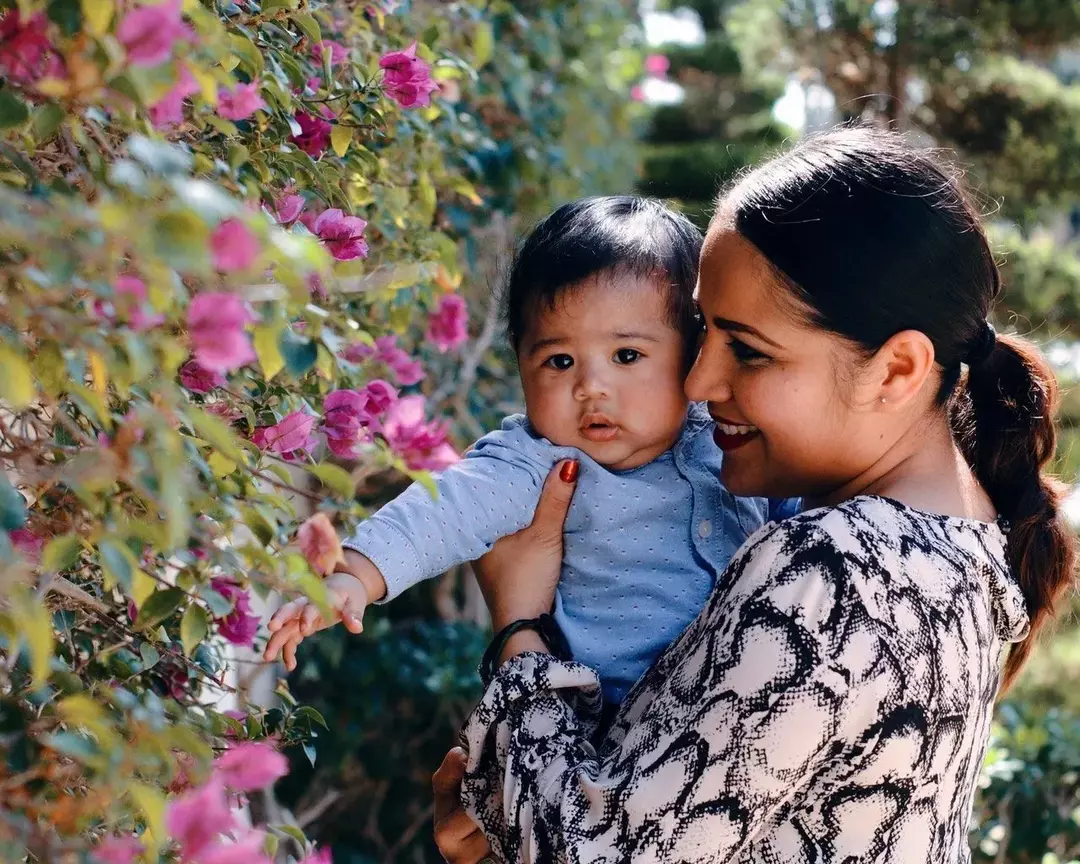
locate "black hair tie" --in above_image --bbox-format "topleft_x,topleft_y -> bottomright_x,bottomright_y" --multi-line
479,613 -> 572,685
967,322 -> 997,367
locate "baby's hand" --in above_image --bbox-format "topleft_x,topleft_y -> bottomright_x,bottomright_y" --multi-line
263,571 -> 369,671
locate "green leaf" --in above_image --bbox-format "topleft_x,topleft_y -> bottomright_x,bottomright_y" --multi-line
253,324 -> 285,380
41,731 -> 98,762
472,21 -> 494,69
306,463 -> 355,498
127,783 -> 166,850
12,588 -> 52,688
292,705 -> 329,730
0,475 -> 27,532
41,535 -> 81,573
98,537 -> 136,593
330,124 -> 352,157
199,585 -> 233,618
30,103 -> 65,142
138,642 -> 160,671
180,604 -> 209,656
128,135 -> 193,176
152,210 -> 210,272
47,0 -> 82,36
32,341 -> 66,397
294,12 -> 321,42
271,824 -> 309,846
208,451 -> 237,478
302,740 -> 317,767
229,33 -> 264,76
134,588 -> 184,631
0,344 -> 34,408
279,330 -> 318,377
405,468 -> 438,500
188,405 -> 245,462
0,89 -> 30,129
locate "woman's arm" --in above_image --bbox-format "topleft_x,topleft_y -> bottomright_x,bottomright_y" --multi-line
462,517 -> 856,863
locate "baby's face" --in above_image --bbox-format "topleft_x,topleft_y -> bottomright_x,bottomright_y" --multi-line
518,273 -> 689,470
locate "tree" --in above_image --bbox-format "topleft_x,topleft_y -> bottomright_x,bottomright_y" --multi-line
637,0 -> 792,225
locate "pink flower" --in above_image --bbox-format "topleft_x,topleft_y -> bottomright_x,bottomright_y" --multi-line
117,0 -> 190,67
149,64 -> 199,128
340,341 -> 374,363
630,85 -> 645,102
644,54 -> 669,76
0,10 -> 61,85
165,777 -> 235,862
322,382 -> 397,456
381,396 -> 458,471
217,81 -> 265,121
299,848 -> 333,864
426,294 -> 468,353
10,528 -> 44,565
375,335 -> 426,385
187,292 -> 256,373
296,512 -> 345,575
114,275 -> 165,331
274,194 -> 305,226
390,356 -> 425,386
209,578 -> 260,648
290,112 -> 332,157
179,359 -> 226,393
379,41 -> 437,108
312,40 -> 347,66
307,272 -> 327,299
204,401 -> 242,423
210,219 -> 260,272
93,835 -> 144,864
313,209 -> 369,261
213,742 -> 289,792
198,831 -> 272,864
251,410 -> 316,456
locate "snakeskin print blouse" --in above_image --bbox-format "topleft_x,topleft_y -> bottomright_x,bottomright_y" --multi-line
461,495 -> 1029,862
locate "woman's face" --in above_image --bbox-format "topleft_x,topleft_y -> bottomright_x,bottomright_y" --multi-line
686,228 -> 894,501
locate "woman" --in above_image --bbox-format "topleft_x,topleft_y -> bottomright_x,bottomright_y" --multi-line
434,126 -> 1076,862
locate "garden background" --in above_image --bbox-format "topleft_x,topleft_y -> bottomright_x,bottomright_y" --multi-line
1,0 -> 1079,861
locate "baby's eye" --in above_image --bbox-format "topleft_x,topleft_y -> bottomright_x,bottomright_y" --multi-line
543,354 -> 574,370
613,348 -> 642,365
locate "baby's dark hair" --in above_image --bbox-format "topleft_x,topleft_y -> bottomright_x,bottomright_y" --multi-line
500,196 -> 703,367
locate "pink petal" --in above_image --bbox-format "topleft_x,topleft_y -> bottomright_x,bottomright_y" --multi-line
197,830 -> 272,864
210,219 -> 260,272
213,742 -> 289,792
165,778 -> 235,862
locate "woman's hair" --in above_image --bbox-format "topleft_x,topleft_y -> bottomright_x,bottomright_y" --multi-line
500,196 -> 703,368
715,125 -> 1075,690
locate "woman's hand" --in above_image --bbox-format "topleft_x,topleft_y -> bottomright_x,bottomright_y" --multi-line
433,747 -> 491,864
472,460 -> 579,632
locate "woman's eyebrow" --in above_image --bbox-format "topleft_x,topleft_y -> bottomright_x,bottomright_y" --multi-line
712,316 -> 783,349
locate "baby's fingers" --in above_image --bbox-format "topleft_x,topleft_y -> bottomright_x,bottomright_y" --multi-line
263,619 -> 302,662
299,601 -> 324,636
268,598 -> 308,632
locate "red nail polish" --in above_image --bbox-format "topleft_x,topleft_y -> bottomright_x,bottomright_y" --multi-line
559,460 -> 579,483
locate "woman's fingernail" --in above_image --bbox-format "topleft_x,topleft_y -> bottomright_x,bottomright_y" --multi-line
559,460 -> 579,483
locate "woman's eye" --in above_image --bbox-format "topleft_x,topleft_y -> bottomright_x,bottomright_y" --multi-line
543,354 -> 574,370
614,348 -> 642,365
727,338 -> 770,365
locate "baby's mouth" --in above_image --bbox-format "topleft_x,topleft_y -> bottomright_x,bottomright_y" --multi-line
580,413 -> 620,443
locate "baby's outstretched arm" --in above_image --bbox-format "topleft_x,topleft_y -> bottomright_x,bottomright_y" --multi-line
262,550 -> 386,670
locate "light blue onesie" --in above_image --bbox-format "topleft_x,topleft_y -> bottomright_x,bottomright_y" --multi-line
344,403 -> 795,703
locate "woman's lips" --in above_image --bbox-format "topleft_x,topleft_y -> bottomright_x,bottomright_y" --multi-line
713,426 -> 760,451
711,417 -> 760,451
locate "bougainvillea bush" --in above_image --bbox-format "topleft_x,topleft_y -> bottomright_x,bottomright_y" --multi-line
0,0 -> 601,858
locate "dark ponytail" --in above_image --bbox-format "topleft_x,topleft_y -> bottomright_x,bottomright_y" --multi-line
716,124 -> 1077,690
954,333 -> 1075,689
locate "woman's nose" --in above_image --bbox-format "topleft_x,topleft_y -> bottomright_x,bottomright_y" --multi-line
684,341 -> 732,404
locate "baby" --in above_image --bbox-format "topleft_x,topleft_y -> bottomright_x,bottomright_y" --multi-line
267,196 -> 794,704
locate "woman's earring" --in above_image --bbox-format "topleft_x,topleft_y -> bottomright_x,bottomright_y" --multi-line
880,396 -> 887,404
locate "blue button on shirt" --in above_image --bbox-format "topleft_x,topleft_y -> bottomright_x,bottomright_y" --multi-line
344,403 -> 795,703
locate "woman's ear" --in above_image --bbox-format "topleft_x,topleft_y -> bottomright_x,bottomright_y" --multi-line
869,329 -> 936,409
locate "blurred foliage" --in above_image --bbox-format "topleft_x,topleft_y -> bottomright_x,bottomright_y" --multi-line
972,700 -> 1080,862
0,0 -> 639,859
637,0 -> 790,224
